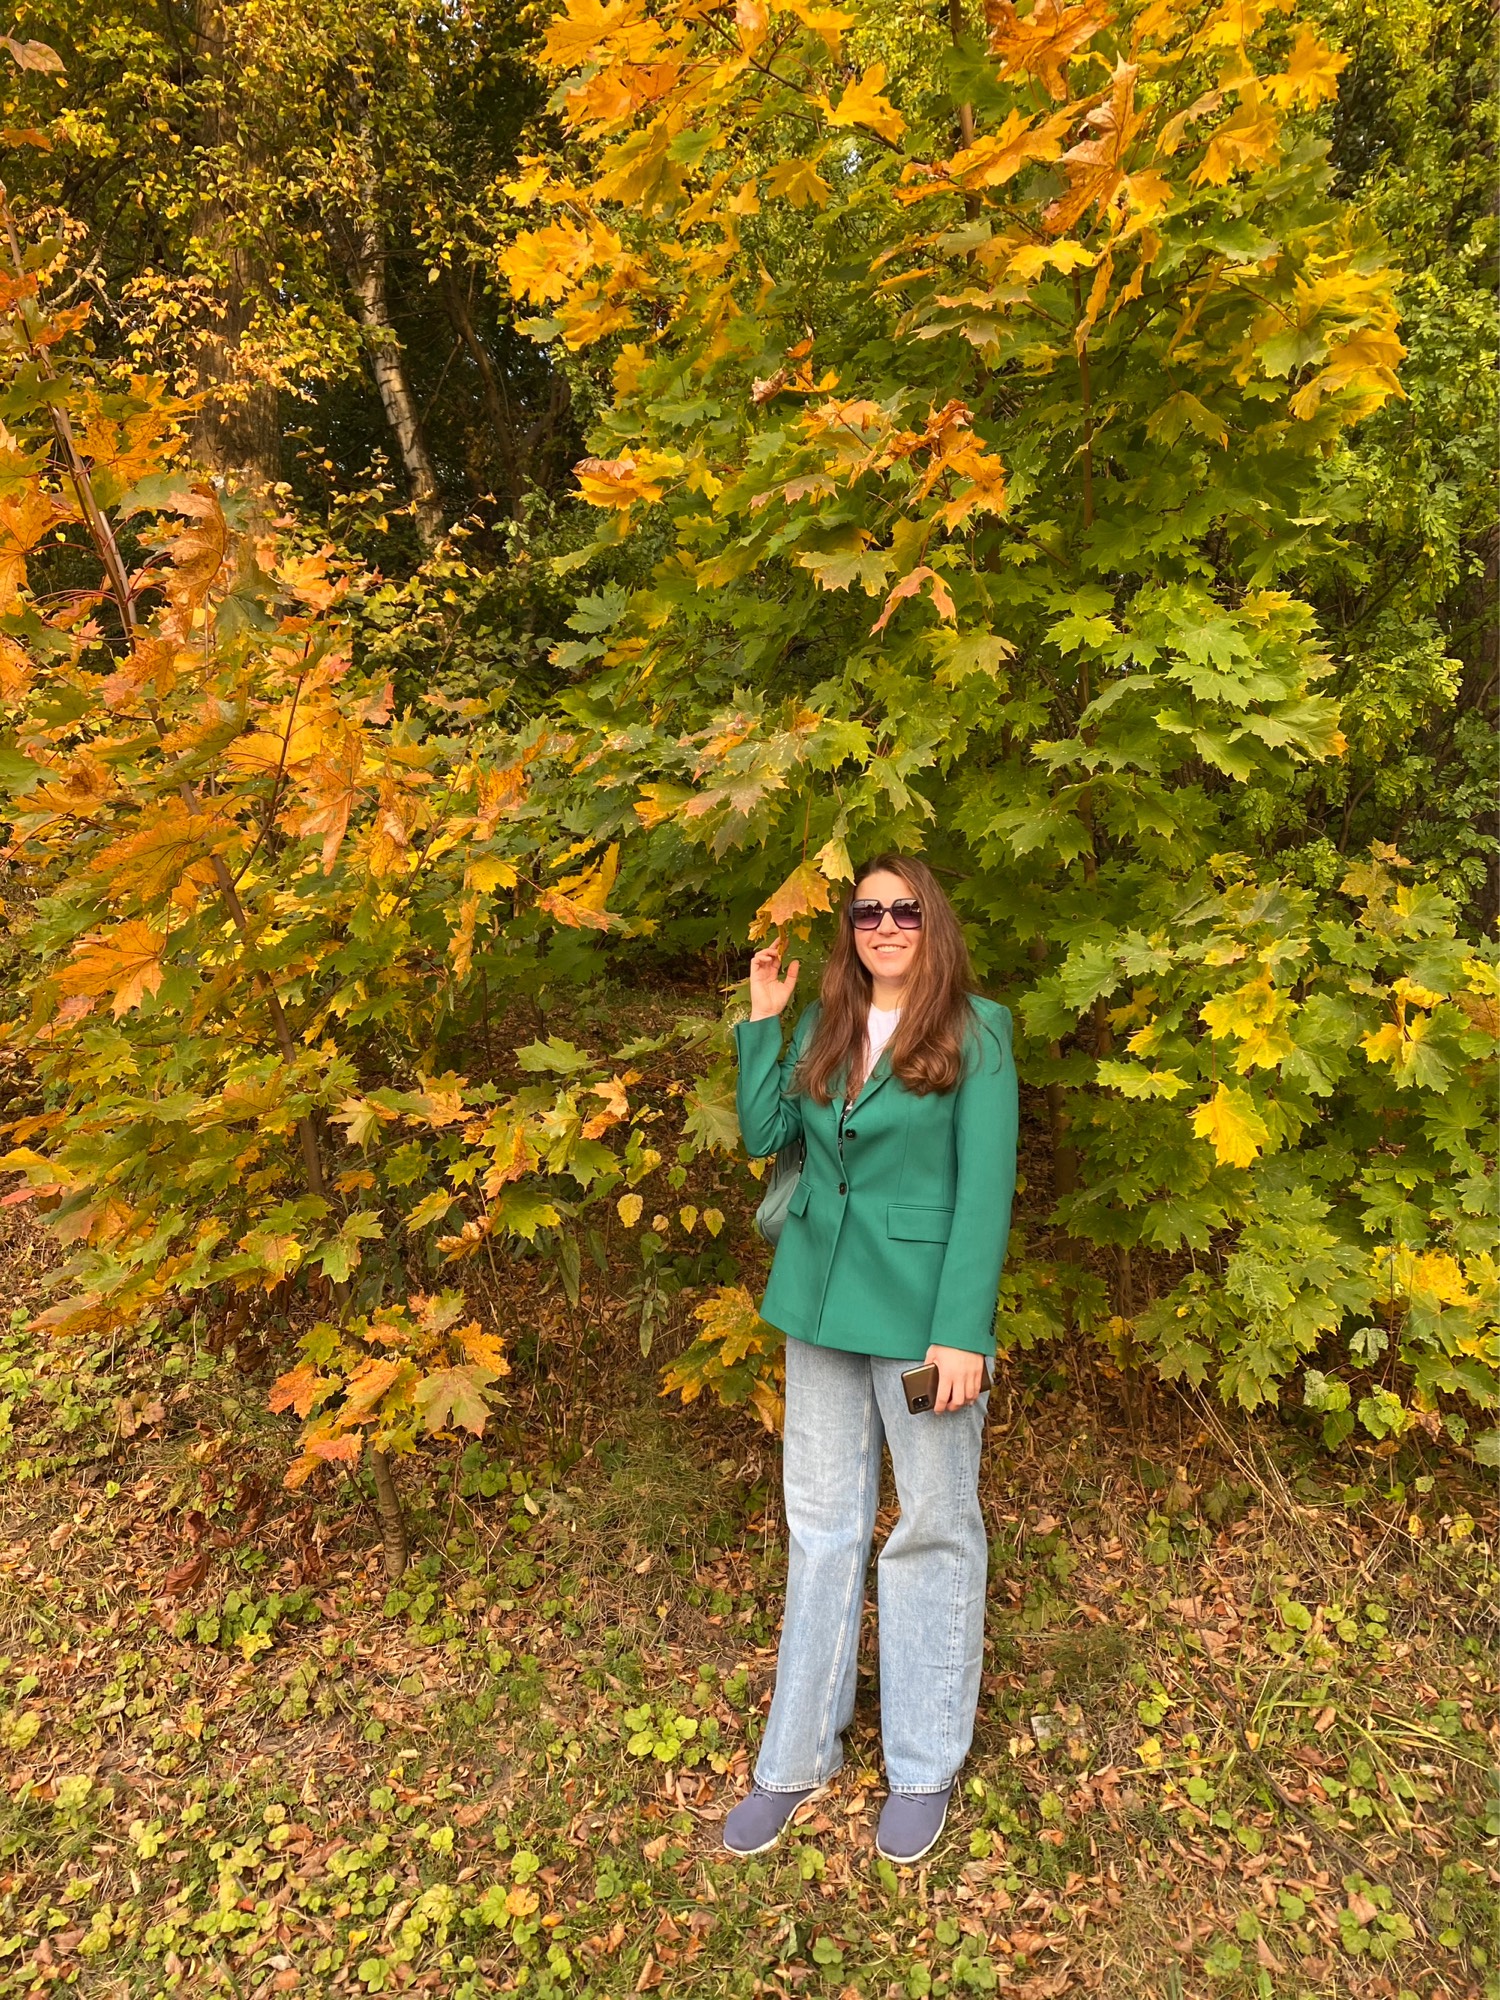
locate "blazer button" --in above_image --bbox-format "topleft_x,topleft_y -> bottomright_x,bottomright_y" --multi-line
838,1182 -> 847,1195
845,1128 -> 857,1139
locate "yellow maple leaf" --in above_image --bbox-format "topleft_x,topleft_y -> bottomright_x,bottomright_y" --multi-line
825,63 -> 906,145
1375,1245 -> 1474,1309
552,840 -> 619,913
1008,239 -> 1097,281
541,0 -> 662,70
1190,94 -> 1282,188
1266,26 -> 1347,108
467,853 -> 519,894
1200,0 -> 1273,45
1045,59 -> 1145,234
617,1192 -> 645,1227
25,752 -> 115,822
1289,325 -> 1406,420
814,834 -> 853,882
1190,1083 -> 1270,1168
449,892 -> 480,981
159,489 -> 229,625
365,781 -> 416,879
500,219 -> 612,305
778,0 -> 854,51
460,1324 -> 511,1374
281,730 -> 369,875
765,158 -> 832,209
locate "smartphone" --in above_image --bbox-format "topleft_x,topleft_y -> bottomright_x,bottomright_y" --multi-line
901,1359 -> 993,1414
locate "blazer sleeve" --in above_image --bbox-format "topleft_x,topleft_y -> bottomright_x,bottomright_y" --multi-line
732,1006 -> 815,1158
930,1003 -> 1019,1356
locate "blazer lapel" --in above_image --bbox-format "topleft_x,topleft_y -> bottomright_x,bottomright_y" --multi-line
846,1047 -> 895,1116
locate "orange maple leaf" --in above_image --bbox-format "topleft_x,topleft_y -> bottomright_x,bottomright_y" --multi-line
269,1361 -> 330,1419
574,454 -> 667,509
0,486 -> 59,610
88,800 -> 226,906
941,106 -> 1073,190
159,489 -> 229,625
57,921 -> 168,1018
748,860 -> 834,942
1045,61 -> 1145,235
281,728 -> 368,874
987,0 -> 1112,98
871,565 -> 958,635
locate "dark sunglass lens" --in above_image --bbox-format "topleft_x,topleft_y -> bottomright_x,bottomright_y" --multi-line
850,901 -> 882,929
892,901 -> 923,929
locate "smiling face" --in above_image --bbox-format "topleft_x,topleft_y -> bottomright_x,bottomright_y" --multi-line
851,865 -> 924,995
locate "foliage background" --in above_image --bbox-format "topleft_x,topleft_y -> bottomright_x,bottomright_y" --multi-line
0,0 -> 1493,1511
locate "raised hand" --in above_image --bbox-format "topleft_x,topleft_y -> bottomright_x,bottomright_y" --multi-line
748,937 -> 800,1021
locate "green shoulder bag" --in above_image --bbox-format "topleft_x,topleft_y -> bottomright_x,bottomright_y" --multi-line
753,1137 -> 805,1247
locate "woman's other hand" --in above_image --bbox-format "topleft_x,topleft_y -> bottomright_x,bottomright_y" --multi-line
749,939 -> 800,1021
927,1345 -> 987,1412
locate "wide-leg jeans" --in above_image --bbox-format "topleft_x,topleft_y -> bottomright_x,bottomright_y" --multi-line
754,1335 -> 989,1796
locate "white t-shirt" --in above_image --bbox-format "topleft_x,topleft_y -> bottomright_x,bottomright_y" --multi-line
851,1004 -> 900,1099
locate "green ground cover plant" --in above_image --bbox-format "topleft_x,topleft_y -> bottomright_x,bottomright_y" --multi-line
0,1197 -> 1494,1999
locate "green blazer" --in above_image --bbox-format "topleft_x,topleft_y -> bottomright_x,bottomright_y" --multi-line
732,995 -> 1018,1362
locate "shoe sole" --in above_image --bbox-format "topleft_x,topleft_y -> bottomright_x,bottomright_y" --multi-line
722,1783 -> 831,1857
875,1794 -> 950,1865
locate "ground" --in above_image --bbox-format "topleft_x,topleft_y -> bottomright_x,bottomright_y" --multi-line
0,1195 -> 1495,2000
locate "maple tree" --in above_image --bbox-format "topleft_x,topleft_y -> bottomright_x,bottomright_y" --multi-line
0,199 -> 680,1569
503,0 -> 1497,1448
0,0 -> 1493,1538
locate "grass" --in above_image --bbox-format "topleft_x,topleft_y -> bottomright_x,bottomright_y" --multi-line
0,1199 -> 1495,2000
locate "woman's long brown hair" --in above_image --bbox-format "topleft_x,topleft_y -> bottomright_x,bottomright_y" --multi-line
794,852 -> 978,1103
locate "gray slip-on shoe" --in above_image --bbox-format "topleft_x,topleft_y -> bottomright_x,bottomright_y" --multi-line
722,1782 -> 828,1856
875,1782 -> 953,1864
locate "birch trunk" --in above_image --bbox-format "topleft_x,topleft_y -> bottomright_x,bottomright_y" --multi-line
344,192 -> 444,549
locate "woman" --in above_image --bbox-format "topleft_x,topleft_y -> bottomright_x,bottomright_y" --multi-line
723,852 -> 1018,1866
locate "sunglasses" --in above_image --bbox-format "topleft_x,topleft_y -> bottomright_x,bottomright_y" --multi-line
849,897 -> 923,931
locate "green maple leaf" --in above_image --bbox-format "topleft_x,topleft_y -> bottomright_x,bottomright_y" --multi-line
515,1037 -> 593,1074
493,1187 -> 562,1240
415,1365 -> 498,1437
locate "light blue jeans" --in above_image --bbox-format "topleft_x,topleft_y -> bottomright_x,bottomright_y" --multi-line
755,1335 -> 989,1796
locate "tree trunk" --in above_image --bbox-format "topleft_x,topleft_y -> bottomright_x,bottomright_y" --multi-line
189,0 -> 280,484
344,186 -> 444,549
439,264 -> 520,513
369,1449 -> 410,1578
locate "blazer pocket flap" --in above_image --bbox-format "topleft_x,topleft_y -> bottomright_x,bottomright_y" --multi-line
787,1177 -> 812,1217
887,1203 -> 953,1242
